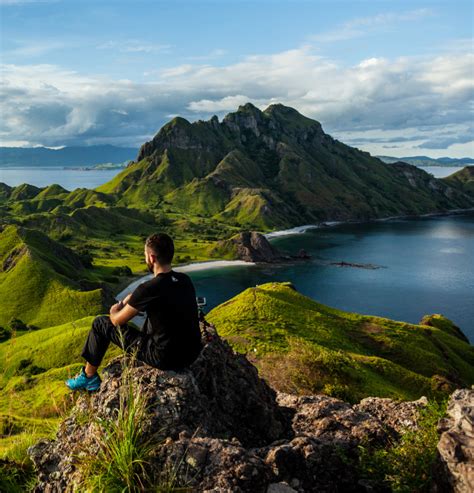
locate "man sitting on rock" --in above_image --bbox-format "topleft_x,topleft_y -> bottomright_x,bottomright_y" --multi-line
65,233 -> 204,392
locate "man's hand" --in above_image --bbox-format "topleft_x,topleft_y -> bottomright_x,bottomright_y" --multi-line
110,301 -> 123,314
109,300 -> 139,327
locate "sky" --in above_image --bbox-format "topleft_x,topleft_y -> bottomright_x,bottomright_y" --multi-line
0,0 -> 473,158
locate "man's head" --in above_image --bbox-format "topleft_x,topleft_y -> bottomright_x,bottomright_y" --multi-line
144,233 -> 174,273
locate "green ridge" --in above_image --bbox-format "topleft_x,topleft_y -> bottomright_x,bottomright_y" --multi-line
0,225 -> 104,328
206,282 -> 474,403
442,166 -> 474,195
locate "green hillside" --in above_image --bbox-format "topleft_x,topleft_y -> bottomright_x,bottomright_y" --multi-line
0,225 -> 105,328
442,166 -> 474,195
206,282 -> 474,403
0,316 -> 123,460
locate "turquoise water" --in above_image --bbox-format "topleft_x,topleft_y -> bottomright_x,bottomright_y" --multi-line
188,213 -> 474,343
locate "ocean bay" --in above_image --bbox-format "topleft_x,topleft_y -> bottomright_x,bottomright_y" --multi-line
185,213 -> 474,343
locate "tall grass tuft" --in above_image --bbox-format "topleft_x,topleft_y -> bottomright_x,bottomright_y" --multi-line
75,325 -> 158,492
357,396 -> 449,492
75,322 -> 194,492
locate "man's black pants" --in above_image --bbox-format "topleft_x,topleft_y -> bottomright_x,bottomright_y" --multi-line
81,315 -> 162,369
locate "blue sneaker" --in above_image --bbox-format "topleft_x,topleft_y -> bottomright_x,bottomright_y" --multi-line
65,366 -> 102,392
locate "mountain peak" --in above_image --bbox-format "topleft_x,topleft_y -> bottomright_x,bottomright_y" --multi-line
264,102 -> 298,115
236,101 -> 262,114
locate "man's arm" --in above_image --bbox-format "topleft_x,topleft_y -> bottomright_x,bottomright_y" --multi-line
109,298 -> 139,327
111,281 -> 151,327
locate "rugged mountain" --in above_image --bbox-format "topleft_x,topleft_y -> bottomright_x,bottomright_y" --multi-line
97,103 -> 474,229
211,231 -> 286,262
0,225 -> 107,327
0,145 -> 137,167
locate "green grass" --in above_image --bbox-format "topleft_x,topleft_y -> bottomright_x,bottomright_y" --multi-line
74,332 -> 192,492
206,282 -> 474,403
357,396 -> 449,492
0,316 -> 124,458
442,166 -> 474,195
0,225 -> 104,328
76,352 -> 158,492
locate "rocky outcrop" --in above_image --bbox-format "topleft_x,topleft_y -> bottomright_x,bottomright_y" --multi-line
354,395 -> 430,438
431,388 -> 474,493
213,231 -> 313,263
215,231 -> 286,262
28,321 -> 473,492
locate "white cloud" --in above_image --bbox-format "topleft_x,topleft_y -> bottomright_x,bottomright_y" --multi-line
1,43 -> 472,156
2,40 -> 67,58
187,95 -> 258,112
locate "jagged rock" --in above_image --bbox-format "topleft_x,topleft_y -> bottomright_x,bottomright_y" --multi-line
27,322 -> 471,492
354,395 -> 429,438
28,322 -> 289,491
276,392 -> 388,446
214,232 -> 314,263
430,388 -> 474,493
215,231 -> 284,262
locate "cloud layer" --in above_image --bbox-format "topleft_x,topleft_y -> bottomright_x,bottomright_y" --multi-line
1,43 -> 473,155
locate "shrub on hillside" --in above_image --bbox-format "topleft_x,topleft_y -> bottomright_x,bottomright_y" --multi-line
8,318 -> 27,332
0,326 -> 12,341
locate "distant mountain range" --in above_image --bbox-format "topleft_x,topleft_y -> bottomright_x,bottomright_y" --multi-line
0,144 -> 137,167
377,155 -> 474,167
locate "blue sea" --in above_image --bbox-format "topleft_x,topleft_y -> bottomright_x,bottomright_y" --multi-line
0,166 -> 120,189
186,213 -> 474,343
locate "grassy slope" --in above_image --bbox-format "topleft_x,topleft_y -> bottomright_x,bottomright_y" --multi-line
442,166 -> 474,195
1,281 -> 472,463
0,225 -> 104,328
206,282 -> 474,403
0,316 -> 123,458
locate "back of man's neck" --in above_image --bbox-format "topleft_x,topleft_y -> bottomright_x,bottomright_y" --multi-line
154,264 -> 172,276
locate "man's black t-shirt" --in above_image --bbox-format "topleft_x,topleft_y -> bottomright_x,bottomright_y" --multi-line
127,270 -> 203,370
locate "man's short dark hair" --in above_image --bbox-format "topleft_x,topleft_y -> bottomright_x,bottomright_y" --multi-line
145,233 -> 174,264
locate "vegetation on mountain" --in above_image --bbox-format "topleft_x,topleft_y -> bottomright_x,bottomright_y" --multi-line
207,282 -> 473,403
95,103 -> 474,228
0,225 -> 107,328
442,165 -> 474,195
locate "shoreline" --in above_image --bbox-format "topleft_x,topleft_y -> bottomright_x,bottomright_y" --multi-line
115,207 -> 474,300
116,259 -> 256,300
264,207 -> 474,238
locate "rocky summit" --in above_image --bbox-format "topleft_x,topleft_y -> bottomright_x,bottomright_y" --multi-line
27,320 -> 473,492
